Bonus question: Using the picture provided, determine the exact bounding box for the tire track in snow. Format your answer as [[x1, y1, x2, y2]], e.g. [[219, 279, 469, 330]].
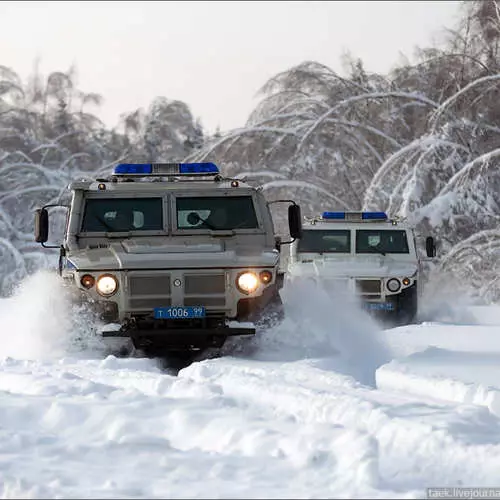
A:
[[0, 356, 406, 499], [179, 356, 500, 491]]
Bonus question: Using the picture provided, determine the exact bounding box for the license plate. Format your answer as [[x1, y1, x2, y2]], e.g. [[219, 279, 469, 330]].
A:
[[364, 302, 394, 311], [154, 306, 206, 319]]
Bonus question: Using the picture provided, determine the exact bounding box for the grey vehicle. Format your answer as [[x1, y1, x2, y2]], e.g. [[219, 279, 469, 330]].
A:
[[34, 162, 302, 356]]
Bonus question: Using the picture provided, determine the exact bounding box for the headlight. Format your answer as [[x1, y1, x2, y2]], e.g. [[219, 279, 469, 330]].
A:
[[236, 272, 259, 294], [96, 274, 118, 297], [386, 278, 401, 293]]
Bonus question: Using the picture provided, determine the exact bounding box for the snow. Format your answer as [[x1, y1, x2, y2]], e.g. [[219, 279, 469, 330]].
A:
[[2, 272, 500, 498], [377, 347, 500, 417], [377, 312, 500, 417]]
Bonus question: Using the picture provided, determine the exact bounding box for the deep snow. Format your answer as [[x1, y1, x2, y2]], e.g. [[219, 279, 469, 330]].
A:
[[1, 271, 500, 498]]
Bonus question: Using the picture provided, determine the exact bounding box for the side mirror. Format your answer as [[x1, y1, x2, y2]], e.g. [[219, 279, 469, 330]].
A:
[[35, 208, 49, 243], [425, 236, 436, 258], [288, 204, 302, 240]]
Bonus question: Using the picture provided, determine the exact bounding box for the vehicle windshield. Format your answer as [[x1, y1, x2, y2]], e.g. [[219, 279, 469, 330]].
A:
[[297, 229, 351, 253], [81, 198, 163, 232], [176, 196, 259, 230], [356, 229, 409, 254]]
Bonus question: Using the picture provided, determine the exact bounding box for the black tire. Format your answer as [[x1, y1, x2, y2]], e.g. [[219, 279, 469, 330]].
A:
[[392, 282, 418, 326], [396, 308, 417, 326], [139, 345, 205, 369]]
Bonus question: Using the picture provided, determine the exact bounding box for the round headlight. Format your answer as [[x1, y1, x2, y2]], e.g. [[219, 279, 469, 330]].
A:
[[236, 272, 259, 294], [402, 277, 411, 286], [96, 274, 118, 297], [80, 274, 95, 289], [386, 278, 401, 293]]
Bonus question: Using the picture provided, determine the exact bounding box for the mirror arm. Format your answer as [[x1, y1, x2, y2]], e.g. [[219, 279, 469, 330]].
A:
[[41, 242, 61, 249], [42, 203, 70, 210]]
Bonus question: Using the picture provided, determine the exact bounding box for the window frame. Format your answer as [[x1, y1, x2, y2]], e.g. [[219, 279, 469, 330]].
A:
[[78, 193, 169, 237], [296, 229, 352, 254], [170, 191, 265, 236], [355, 229, 410, 254]]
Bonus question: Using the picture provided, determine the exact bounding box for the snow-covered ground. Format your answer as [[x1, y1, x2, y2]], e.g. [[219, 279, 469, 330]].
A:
[[1, 271, 500, 498]]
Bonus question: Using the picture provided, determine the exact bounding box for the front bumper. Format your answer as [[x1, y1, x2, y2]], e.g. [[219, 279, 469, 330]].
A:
[[101, 323, 255, 338], [99, 319, 255, 351]]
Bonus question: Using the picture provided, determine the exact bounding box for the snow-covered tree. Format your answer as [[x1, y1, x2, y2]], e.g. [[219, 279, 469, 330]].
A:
[[0, 65, 204, 296]]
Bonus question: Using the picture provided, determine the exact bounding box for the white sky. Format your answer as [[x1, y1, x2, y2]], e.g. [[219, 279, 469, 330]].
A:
[[1, 1, 461, 134]]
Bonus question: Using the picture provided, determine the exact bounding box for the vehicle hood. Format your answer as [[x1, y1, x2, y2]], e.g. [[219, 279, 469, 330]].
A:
[[66, 240, 280, 271], [289, 255, 418, 278]]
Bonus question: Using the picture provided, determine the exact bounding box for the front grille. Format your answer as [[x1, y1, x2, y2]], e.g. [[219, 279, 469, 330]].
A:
[[356, 279, 381, 295], [323, 279, 350, 291], [183, 272, 226, 308], [128, 272, 172, 312], [184, 297, 226, 307], [126, 271, 226, 312], [129, 275, 171, 296], [184, 274, 225, 294]]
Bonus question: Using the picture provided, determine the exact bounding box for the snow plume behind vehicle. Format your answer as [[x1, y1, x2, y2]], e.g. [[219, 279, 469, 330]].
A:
[[418, 269, 486, 325], [243, 281, 393, 385], [0, 270, 107, 361]]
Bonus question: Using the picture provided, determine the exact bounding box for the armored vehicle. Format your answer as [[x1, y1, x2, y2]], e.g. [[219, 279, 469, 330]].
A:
[[286, 211, 436, 325], [35, 162, 302, 355]]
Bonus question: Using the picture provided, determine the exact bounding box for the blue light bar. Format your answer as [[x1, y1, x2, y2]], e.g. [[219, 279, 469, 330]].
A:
[[179, 163, 219, 174], [321, 211, 388, 221], [113, 162, 219, 176], [362, 212, 388, 220], [322, 212, 345, 219], [114, 164, 153, 175]]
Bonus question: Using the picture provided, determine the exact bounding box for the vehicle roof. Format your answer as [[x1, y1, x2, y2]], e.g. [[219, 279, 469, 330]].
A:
[[301, 219, 413, 230], [69, 177, 256, 193]]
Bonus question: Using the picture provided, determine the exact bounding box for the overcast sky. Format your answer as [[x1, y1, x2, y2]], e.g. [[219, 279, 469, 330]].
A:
[[1, 1, 461, 134]]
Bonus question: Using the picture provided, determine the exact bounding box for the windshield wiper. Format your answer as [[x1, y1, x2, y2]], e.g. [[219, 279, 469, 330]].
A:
[[367, 247, 386, 256], [187, 211, 219, 231]]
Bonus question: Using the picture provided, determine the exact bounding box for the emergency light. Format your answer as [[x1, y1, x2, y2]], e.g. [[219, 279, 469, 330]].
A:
[[321, 211, 388, 221], [113, 162, 220, 176]]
